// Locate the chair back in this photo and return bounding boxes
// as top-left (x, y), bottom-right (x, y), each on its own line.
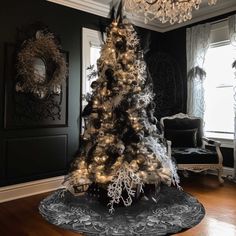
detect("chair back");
top-left (160, 113), bottom-right (203, 147)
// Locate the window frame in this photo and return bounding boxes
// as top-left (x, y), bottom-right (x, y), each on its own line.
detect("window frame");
top-left (81, 28), bottom-right (103, 133)
top-left (203, 23), bottom-right (235, 146)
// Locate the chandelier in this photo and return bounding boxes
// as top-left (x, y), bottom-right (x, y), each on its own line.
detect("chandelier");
top-left (124, 0), bottom-right (218, 25)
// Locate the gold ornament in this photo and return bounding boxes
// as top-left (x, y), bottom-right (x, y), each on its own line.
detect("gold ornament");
top-left (93, 100), bottom-right (99, 108)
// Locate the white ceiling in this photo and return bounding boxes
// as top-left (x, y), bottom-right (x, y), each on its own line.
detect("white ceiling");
top-left (47, 0), bottom-right (236, 32)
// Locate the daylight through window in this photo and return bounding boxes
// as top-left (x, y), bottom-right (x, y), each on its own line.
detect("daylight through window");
top-left (204, 43), bottom-right (235, 139)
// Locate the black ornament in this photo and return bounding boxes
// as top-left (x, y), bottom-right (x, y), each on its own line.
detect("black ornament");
top-left (115, 118), bottom-right (127, 131)
top-left (148, 102), bottom-right (156, 110)
top-left (82, 101), bottom-right (93, 117)
top-left (131, 134), bottom-right (142, 143)
top-left (133, 131), bottom-right (144, 143)
top-left (122, 127), bottom-right (143, 143)
top-left (93, 118), bottom-right (101, 129)
top-left (119, 100), bottom-right (129, 111)
top-left (115, 37), bottom-right (126, 52)
top-left (107, 80), bottom-right (113, 90)
top-left (87, 144), bottom-right (97, 164)
top-left (149, 116), bottom-right (158, 125)
top-left (112, 76), bottom-right (118, 82)
top-left (105, 68), bottom-right (114, 79)
top-left (146, 110), bottom-right (152, 118)
top-left (91, 81), bottom-right (99, 89)
top-left (119, 97), bottom-right (134, 111)
top-left (106, 145), bottom-right (120, 159)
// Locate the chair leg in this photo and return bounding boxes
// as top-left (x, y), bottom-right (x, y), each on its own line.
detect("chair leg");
top-left (218, 168), bottom-right (224, 184)
top-left (182, 170), bottom-right (189, 178)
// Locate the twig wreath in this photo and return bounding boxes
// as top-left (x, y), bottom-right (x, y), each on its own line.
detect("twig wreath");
top-left (16, 30), bottom-right (67, 99)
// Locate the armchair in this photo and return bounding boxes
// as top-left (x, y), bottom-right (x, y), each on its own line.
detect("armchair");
top-left (160, 113), bottom-right (224, 183)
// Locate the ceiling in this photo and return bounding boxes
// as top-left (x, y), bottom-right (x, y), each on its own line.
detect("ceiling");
top-left (47, 0), bottom-right (236, 32)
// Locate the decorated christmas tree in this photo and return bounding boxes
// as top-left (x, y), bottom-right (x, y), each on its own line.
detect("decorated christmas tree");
top-left (64, 17), bottom-right (180, 213)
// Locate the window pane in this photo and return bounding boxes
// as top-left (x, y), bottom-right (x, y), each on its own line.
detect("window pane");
top-left (204, 44), bottom-right (234, 135)
top-left (86, 45), bottom-right (101, 94)
top-left (90, 45), bottom-right (100, 69)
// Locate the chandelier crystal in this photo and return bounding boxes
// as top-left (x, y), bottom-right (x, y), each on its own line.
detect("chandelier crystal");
top-left (124, 0), bottom-right (218, 25)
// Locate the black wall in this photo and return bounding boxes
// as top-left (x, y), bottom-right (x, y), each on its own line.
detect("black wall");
top-left (0, 0), bottom-right (111, 187)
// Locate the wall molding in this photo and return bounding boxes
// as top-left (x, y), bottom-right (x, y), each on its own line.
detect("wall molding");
top-left (222, 167), bottom-right (234, 177)
top-left (0, 176), bottom-right (65, 203)
top-left (47, 0), bottom-right (110, 18)
top-left (46, 0), bottom-right (236, 32)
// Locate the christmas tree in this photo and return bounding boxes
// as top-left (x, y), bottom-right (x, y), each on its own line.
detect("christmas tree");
top-left (64, 17), bottom-right (180, 213)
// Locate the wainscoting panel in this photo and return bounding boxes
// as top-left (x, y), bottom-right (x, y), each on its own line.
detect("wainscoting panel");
top-left (5, 135), bottom-right (67, 182)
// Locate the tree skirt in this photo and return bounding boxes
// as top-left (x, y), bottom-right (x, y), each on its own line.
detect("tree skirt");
top-left (39, 186), bottom-right (205, 236)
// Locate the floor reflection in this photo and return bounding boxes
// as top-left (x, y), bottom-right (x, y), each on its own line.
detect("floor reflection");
top-left (207, 218), bottom-right (236, 236)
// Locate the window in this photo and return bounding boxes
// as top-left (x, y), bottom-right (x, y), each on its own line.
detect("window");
top-left (82, 28), bottom-right (103, 105)
top-left (81, 28), bottom-right (103, 131)
top-left (203, 21), bottom-right (235, 140)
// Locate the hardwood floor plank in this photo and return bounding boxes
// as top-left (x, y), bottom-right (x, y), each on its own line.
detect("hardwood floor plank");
top-left (174, 174), bottom-right (236, 236)
top-left (0, 174), bottom-right (235, 236)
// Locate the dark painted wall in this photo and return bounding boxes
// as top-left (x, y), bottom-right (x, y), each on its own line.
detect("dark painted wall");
top-left (221, 147), bottom-right (234, 168)
top-left (0, 0), bottom-right (112, 186)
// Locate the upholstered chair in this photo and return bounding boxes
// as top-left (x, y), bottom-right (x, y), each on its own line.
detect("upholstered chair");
top-left (160, 113), bottom-right (224, 184)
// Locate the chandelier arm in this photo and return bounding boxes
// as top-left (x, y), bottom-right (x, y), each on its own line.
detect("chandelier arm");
top-left (145, 0), bottom-right (192, 4)
top-left (144, 0), bottom-right (158, 5)
top-left (176, 0), bottom-right (193, 3)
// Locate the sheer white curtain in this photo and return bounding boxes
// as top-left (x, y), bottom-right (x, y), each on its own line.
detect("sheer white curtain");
top-left (229, 14), bottom-right (236, 180)
top-left (186, 23), bottom-right (211, 118)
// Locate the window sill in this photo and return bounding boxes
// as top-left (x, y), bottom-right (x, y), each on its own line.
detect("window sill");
top-left (205, 132), bottom-right (234, 148)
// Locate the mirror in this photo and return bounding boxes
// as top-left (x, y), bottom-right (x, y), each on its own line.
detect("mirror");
top-left (32, 57), bottom-right (46, 84)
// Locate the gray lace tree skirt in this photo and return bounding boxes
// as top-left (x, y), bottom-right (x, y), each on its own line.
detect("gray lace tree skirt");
top-left (39, 186), bottom-right (205, 236)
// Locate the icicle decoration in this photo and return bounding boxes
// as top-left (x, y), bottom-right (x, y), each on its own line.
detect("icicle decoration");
top-left (144, 136), bottom-right (181, 188)
top-left (107, 162), bottom-right (144, 213)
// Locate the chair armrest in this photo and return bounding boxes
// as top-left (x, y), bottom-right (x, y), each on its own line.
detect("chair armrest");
top-left (203, 137), bottom-right (223, 165)
top-left (202, 137), bottom-right (221, 147)
top-left (166, 140), bottom-right (172, 158)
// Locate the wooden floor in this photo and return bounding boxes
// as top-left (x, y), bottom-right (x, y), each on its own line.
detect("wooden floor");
top-left (0, 174), bottom-right (236, 236)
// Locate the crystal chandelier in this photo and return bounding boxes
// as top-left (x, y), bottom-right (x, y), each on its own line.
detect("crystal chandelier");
top-left (124, 0), bottom-right (217, 25)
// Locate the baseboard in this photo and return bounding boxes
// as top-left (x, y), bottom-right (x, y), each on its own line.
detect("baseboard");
top-left (208, 167), bottom-right (234, 178)
top-left (0, 168), bottom-right (234, 203)
top-left (222, 167), bottom-right (235, 177)
top-left (0, 176), bottom-right (65, 203)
